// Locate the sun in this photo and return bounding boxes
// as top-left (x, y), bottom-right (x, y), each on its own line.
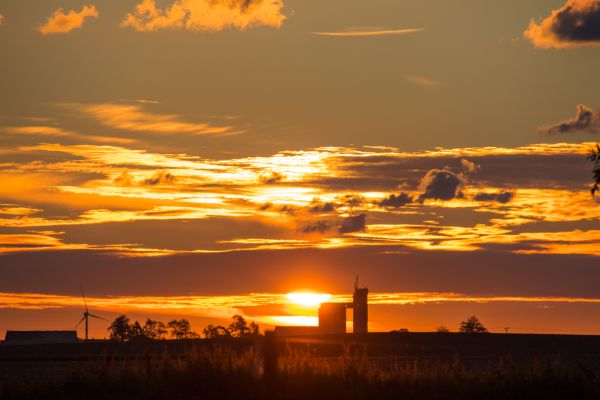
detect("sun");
top-left (286, 292), bottom-right (331, 307)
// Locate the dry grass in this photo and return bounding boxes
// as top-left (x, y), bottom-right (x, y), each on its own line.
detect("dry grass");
top-left (0, 340), bottom-right (599, 400)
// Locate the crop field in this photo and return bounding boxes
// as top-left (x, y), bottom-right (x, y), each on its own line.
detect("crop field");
top-left (1, 333), bottom-right (599, 400)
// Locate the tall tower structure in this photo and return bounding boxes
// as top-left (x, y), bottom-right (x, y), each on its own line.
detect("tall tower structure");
top-left (352, 275), bottom-right (369, 334)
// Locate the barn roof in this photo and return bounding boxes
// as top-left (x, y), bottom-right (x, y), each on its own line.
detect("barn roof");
top-left (4, 330), bottom-right (78, 344)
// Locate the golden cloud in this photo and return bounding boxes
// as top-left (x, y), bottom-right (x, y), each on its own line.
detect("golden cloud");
top-left (1, 141), bottom-right (598, 257)
top-left (0, 205), bottom-right (42, 216)
top-left (39, 5), bottom-right (99, 35)
top-left (0, 233), bottom-right (64, 247)
top-left (121, 0), bottom-right (286, 32)
top-left (484, 189), bottom-right (600, 226)
top-left (313, 28), bottom-right (424, 37)
top-left (67, 103), bottom-right (237, 136)
top-left (1, 291), bottom-right (599, 316)
top-left (0, 231), bottom-right (179, 256)
top-left (3, 125), bottom-right (135, 145)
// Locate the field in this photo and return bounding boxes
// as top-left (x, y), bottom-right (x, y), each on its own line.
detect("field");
top-left (1, 333), bottom-right (599, 400)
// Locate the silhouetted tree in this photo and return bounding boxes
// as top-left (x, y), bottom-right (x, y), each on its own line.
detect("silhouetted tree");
top-left (129, 321), bottom-right (145, 339)
top-left (459, 316), bottom-right (488, 333)
top-left (588, 144), bottom-right (600, 197)
top-left (108, 315), bottom-right (131, 341)
top-left (228, 315), bottom-right (250, 337)
top-left (228, 315), bottom-right (261, 337)
top-left (249, 321), bottom-right (260, 336)
top-left (168, 319), bottom-right (198, 339)
top-left (436, 325), bottom-right (450, 333)
top-left (143, 319), bottom-right (167, 339)
top-left (202, 324), bottom-right (231, 338)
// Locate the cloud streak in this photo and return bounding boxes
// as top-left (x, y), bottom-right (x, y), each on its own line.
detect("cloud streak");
top-left (121, 0), bottom-right (286, 32)
top-left (313, 28), bottom-right (424, 37)
top-left (405, 75), bottom-right (440, 88)
top-left (67, 103), bottom-right (237, 136)
top-left (39, 5), bottom-right (99, 35)
top-left (2, 125), bottom-right (136, 144)
top-left (3, 291), bottom-right (600, 310)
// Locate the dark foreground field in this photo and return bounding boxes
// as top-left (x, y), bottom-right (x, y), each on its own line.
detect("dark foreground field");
top-left (1, 333), bottom-right (599, 400)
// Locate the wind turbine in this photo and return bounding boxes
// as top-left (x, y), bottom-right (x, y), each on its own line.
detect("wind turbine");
top-left (75, 287), bottom-right (108, 340)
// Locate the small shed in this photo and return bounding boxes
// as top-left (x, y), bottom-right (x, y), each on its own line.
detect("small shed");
top-left (3, 330), bottom-right (79, 345)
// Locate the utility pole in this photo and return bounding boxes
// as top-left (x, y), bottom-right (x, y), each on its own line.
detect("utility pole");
top-left (504, 327), bottom-right (510, 334)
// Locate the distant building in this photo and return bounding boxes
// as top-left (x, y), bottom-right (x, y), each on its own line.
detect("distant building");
top-left (3, 330), bottom-right (79, 345)
top-left (273, 326), bottom-right (320, 336)
top-left (318, 302), bottom-right (347, 334)
top-left (275, 277), bottom-right (369, 336)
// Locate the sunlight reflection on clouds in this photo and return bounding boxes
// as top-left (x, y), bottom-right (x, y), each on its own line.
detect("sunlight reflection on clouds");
top-left (0, 142), bottom-right (597, 256)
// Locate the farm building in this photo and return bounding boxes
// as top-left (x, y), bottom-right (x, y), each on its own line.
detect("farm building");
top-left (275, 277), bottom-right (369, 336)
top-left (3, 330), bottom-right (79, 345)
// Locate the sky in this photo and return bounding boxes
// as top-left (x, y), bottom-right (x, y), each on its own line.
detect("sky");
top-left (0, 0), bottom-right (600, 338)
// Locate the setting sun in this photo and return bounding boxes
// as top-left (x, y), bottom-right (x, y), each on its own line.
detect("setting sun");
top-left (286, 292), bottom-right (331, 307)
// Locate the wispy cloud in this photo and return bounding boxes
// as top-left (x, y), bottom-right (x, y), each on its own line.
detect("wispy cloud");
top-left (39, 5), bottom-right (99, 35)
top-left (405, 75), bottom-right (440, 88)
top-left (0, 231), bottom-right (179, 256)
top-left (313, 28), bottom-right (424, 37)
top-left (0, 205), bottom-right (42, 216)
top-left (2, 125), bottom-right (136, 144)
top-left (121, 0), bottom-right (286, 32)
top-left (66, 103), bottom-right (239, 136)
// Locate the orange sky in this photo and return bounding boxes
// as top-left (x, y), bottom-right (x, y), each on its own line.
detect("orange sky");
top-left (0, 0), bottom-right (599, 336)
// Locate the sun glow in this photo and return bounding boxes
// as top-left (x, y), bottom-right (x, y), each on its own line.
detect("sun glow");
top-left (268, 316), bottom-right (319, 326)
top-left (286, 292), bottom-right (331, 307)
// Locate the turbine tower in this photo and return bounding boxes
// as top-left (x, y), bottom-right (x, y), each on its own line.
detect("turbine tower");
top-left (75, 287), bottom-right (108, 340)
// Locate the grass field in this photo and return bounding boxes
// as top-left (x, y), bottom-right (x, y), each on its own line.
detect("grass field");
top-left (1, 333), bottom-right (599, 400)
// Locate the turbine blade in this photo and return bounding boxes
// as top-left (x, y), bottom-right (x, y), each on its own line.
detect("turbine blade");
top-left (74, 316), bottom-right (86, 329)
top-left (88, 314), bottom-right (109, 321)
top-left (80, 285), bottom-right (88, 313)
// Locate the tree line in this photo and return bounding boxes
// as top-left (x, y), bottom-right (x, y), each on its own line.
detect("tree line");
top-left (107, 314), bottom-right (260, 341)
top-left (110, 314), bottom-right (490, 340)
top-left (392, 316), bottom-right (489, 334)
